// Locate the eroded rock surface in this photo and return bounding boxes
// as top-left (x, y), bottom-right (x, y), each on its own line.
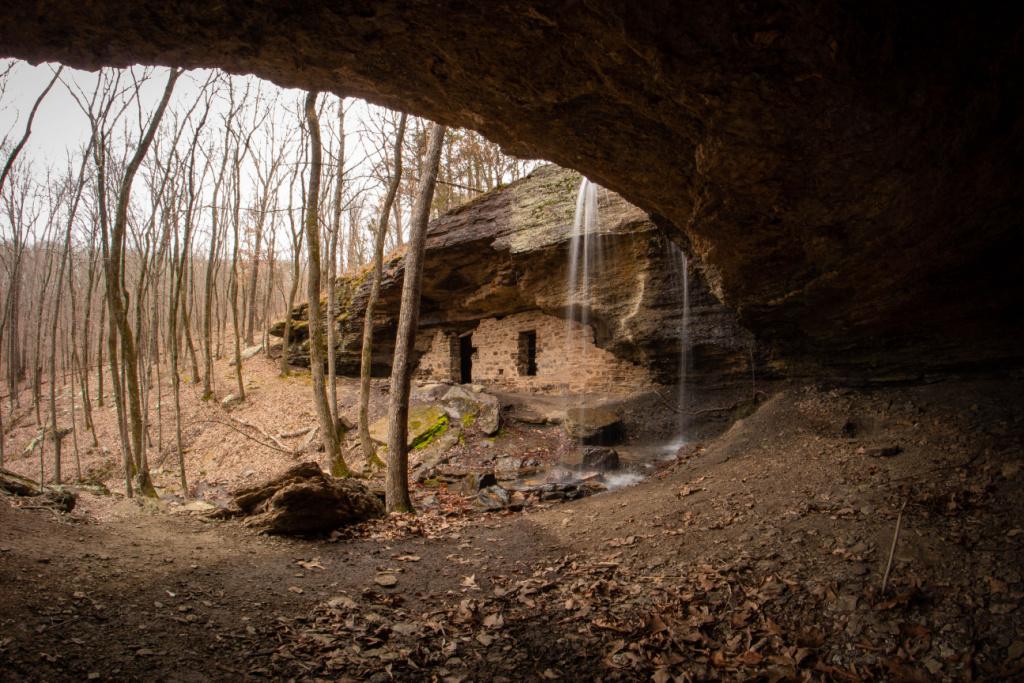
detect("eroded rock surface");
top-left (272, 165), bottom-right (757, 386)
top-left (3, 4), bottom-right (1023, 377)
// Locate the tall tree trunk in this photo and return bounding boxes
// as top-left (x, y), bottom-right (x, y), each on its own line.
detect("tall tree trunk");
top-left (79, 248), bottom-right (98, 444)
top-left (96, 297), bottom-right (105, 407)
top-left (303, 91), bottom-right (349, 477)
top-left (358, 112), bottom-right (407, 464)
top-left (384, 123), bottom-right (446, 513)
top-left (228, 149), bottom-right (245, 401)
top-left (244, 226), bottom-right (262, 346)
top-left (49, 152), bottom-right (89, 484)
top-left (326, 98), bottom-right (345, 420)
top-left (261, 230), bottom-right (277, 357)
top-left (280, 193), bottom-right (304, 377)
top-left (182, 267), bottom-right (201, 383)
top-left (97, 69), bottom-right (178, 497)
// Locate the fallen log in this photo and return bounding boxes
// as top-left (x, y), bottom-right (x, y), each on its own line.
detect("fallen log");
top-left (0, 468), bottom-right (76, 513)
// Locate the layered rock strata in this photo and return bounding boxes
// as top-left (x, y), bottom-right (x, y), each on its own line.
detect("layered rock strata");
top-left (270, 165), bottom-right (758, 391)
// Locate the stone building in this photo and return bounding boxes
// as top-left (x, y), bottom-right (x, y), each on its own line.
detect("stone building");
top-left (271, 165), bottom-right (758, 397)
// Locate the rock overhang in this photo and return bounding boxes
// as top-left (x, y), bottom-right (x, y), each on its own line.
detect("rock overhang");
top-left (6, 2), bottom-right (1024, 379)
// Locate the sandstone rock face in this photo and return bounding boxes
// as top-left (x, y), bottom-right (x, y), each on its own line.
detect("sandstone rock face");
top-left (3, 4), bottom-right (1022, 378)
top-left (272, 165), bottom-right (757, 388)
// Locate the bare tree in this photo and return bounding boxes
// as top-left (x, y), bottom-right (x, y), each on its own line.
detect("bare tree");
top-left (303, 91), bottom-right (349, 476)
top-left (168, 89), bottom-right (212, 496)
top-left (95, 68), bottom-right (179, 497)
top-left (48, 147), bottom-right (91, 483)
top-left (280, 163), bottom-right (305, 377)
top-left (358, 112), bottom-right (407, 465)
top-left (384, 122), bottom-right (446, 513)
top-left (326, 97), bottom-right (345, 421)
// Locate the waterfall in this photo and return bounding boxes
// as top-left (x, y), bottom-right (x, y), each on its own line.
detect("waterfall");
top-left (667, 241), bottom-right (691, 446)
top-left (565, 177), bottom-right (603, 430)
top-left (677, 246), bottom-right (690, 427)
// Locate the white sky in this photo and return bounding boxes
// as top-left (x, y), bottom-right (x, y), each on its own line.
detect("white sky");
top-left (0, 60), bottom-right (421, 259)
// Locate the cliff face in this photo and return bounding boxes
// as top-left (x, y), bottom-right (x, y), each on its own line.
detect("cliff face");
top-left (4, 4), bottom-right (1023, 379)
top-left (270, 165), bottom-right (758, 387)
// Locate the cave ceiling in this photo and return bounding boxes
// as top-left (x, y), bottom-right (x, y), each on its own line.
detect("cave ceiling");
top-left (3, 2), bottom-right (1023, 377)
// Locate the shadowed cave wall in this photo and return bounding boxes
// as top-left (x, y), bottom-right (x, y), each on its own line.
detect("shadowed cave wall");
top-left (4, 2), bottom-right (1023, 380)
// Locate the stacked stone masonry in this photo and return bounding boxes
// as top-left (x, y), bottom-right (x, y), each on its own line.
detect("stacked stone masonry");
top-left (416, 310), bottom-right (651, 395)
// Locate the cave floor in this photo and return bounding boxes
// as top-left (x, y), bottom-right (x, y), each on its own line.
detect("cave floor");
top-left (2, 378), bottom-right (1023, 681)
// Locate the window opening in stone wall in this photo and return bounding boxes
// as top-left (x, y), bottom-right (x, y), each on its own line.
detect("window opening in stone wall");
top-left (459, 333), bottom-right (474, 383)
top-left (518, 330), bottom-right (538, 376)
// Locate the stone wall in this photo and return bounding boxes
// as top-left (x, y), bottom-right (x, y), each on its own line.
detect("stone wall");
top-left (416, 310), bottom-right (652, 395)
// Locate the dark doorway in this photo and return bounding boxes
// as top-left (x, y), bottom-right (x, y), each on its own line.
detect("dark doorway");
top-left (518, 330), bottom-right (538, 376)
top-left (459, 334), bottom-right (474, 383)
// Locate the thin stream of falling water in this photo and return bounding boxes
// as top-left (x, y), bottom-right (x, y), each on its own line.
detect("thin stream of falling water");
top-left (566, 177), bottom-right (602, 438)
top-left (677, 246), bottom-right (690, 434)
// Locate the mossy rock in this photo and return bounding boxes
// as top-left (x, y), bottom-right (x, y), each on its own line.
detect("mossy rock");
top-left (368, 405), bottom-right (448, 449)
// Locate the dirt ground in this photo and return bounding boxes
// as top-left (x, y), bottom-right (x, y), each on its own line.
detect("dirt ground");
top-left (2, 353), bottom-right (1023, 681)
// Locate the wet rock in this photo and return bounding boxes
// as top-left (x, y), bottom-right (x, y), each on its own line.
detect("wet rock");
top-left (441, 385), bottom-right (501, 436)
top-left (477, 485), bottom-right (511, 510)
top-left (531, 481), bottom-right (606, 502)
top-left (582, 447), bottom-right (620, 471)
top-left (563, 407), bottom-right (625, 445)
top-left (218, 462), bottom-right (383, 535)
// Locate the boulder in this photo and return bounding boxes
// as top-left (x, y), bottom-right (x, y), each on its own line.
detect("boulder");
top-left (493, 455), bottom-right (523, 481)
top-left (477, 485), bottom-right (511, 510)
top-left (582, 447), bottom-right (620, 471)
top-left (531, 481), bottom-right (606, 502)
top-left (441, 385), bottom-right (501, 436)
top-left (221, 462), bottom-right (383, 535)
top-left (242, 343), bottom-right (263, 360)
top-left (230, 344), bottom-right (264, 365)
top-left (562, 406), bottom-right (625, 445)
top-left (413, 382), bottom-right (452, 402)
top-left (368, 404), bottom-right (448, 448)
